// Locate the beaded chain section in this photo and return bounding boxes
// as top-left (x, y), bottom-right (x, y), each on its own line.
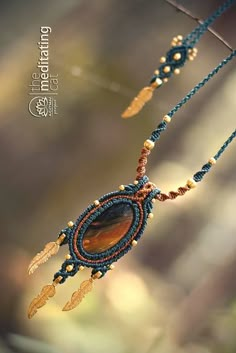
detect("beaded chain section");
top-left (122, 0), bottom-right (235, 118)
top-left (27, 6), bottom-right (236, 319)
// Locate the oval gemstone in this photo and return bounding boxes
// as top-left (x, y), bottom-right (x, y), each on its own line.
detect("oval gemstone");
top-left (82, 203), bottom-right (133, 254)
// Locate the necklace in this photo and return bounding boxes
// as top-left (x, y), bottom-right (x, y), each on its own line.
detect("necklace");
top-left (27, 22), bottom-right (236, 320)
top-left (122, 0), bottom-right (235, 118)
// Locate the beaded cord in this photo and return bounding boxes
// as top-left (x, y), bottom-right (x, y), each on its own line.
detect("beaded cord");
top-left (137, 50), bottom-right (236, 199)
top-left (122, 0), bottom-right (235, 118)
top-left (150, 50), bottom-right (236, 143)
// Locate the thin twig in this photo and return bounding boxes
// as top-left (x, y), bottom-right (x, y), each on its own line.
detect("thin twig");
top-left (166, 0), bottom-right (233, 52)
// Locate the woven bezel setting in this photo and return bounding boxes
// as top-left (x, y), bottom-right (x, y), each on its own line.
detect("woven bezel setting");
top-left (54, 176), bottom-right (159, 282)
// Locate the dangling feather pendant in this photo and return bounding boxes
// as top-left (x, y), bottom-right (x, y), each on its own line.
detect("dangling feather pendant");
top-left (28, 176), bottom-right (160, 318)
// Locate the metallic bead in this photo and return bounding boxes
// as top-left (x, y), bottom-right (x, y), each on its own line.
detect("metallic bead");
top-left (160, 56), bottom-right (166, 63)
top-left (188, 55), bottom-right (194, 61)
top-left (171, 41), bottom-right (177, 47)
top-left (66, 264), bottom-right (74, 272)
top-left (193, 47), bottom-right (198, 54)
top-left (133, 180), bottom-right (139, 185)
top-left (155, 78), bottom-right (163, 86)
top-left (144, 139), bottom-right (155, 150)
top-left (174, 68), bottom-right (180, 75)
top-left (209, 157), bottom-right (216, 165)
top-left (154, 69), bottom-right (160, 75)
top-left (132, 240), bottom-right (138, 247)
top-left (119, 185), bottom-right (125, 191)
top-left (148, 212), bottom-right (154, 219)
top-left (94, 200), bottom-right (100, 206)
top-left (79, 265), bottom-right (85, 271)
top-left (163, 115), bottom-right (171, 123)
top-left (152, 198), bottom-right (156, 203)
top-left (177, 35), bottom-right (183, 41)
top-left (58, 233), bottom-right (66, 243)
top-left (163, 66), bottom-right (171, 73)
top-left (68, 221), bottom-right (74, 227)
top-left (65, 254), bottom-right (71, 260)
top-left (173, 52), bottom-right (181, 61)
top-left (92, 271), bottom-right (102, 279)
top-left (186, 178), bottom-right (197, 189)
top-left (172, 36), bottom-right (178, 43)
top-left (109, 264), bottom-right (115, 270)
top-left (163, 78), bottom-right (168, 83)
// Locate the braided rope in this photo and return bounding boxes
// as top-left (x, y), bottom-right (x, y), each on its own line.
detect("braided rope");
top-left (183, 0), bottom-right (236, 47)
top-left (150, 50), bottom-right (236, 143)
top-left (193, 130), bottom-right (236, 182)
top-left (156, 186), bottom-right (190, 201)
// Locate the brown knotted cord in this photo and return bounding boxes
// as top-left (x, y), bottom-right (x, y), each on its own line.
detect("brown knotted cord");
top-left (155, 185), bottom-right (190, 201)
top-left (136, 147), bottom-right (150, 180)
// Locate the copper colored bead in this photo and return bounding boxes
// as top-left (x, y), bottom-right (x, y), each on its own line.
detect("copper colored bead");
top-left (68, 221), bottom-right (74, 227)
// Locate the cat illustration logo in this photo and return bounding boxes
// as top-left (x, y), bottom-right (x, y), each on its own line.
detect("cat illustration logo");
top-left (28, 96), bottom-right (57, 118)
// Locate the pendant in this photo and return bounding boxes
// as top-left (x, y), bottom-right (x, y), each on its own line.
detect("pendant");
top-left (28, 176), bottom-right (160, 318)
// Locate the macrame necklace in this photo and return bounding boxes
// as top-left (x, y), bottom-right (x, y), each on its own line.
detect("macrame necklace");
top-left (27, 4), bottom-right (236, 319)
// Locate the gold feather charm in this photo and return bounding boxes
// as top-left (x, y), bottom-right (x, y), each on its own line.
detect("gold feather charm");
top-left (122, 85), bottom-right (155, 118)
top-left (27, 276), bottom-right (62, 319)
top-left (62, 278), bottom-right (94, 312)
top-left (28, 234), bottom-right (66, 275)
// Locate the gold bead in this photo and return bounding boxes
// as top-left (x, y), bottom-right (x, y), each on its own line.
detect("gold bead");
top-left (132, 240), bottom-right (138, 247)
top-left (174, 68), bottom-right (180, 75)
top-left (171, 41), bottom-right (177, 47)
top-left (188, 55), bottom-right (194, 61)
top-left (119, 184), bottom-right (125, 191)
top-left (68, 221), bottom-right (74, 227)
top-left (152, 198), bottom-right (156, 203)
top-left (155, 78), bottom-right (163, 86)
top-left (160, 56), bottom-right (166, 63)
top-left (177, 35), bottom-right (183, 41)
top-left (92, 271), bottom-right (102, 279)
top-left (133, 180), bottom-right (139, 185)
top-left (148, 213), bottom-right (154, 219)
top-left (163, 115), bottom-right (171, 123)
top-left (144, 139), bottom-right (155, 150)
top-left (163, 66), bottom-right (171, 73)
top-left (154, 69), bottom-right (159, 75)
top-left (173, 53), bottom-right (181, 61)
top-left (172, 36), bottom-right (178, 43)
top-left (94, 200), bottom-right (100, 206)
top-left (209, 157), bottom-right (216, 165)
top-left (65, 254), bottom-right (71, 260)
top-left (186, 178), bottom-right (197, 189)
top-left (66, 264), bottom-right (73, 272)
top-left (58, 233), bottom-right (66, 243)
top-left (109, 264), bottom-right (115, 270)
top-left (79, 265), bottom-right (85, 271)
top-left (193, 47), bottom-right (198, 54)
top-left (163, 78), bottom-right (168, 83)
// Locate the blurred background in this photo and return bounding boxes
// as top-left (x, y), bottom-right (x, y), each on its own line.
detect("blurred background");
top-left (0, 1), bottom-right (236, 352)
